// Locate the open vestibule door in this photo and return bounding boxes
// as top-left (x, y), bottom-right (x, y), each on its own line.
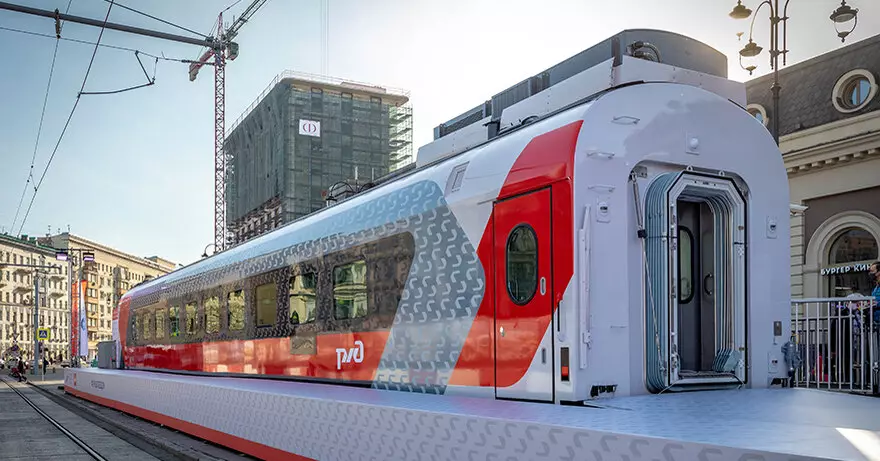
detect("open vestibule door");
top-left (644, 171), bottom-right (748, 392)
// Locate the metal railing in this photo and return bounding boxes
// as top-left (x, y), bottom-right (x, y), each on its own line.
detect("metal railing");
top-left (790, 297), bottom-right (878, 394)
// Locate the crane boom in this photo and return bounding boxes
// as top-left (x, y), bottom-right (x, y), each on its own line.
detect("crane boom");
top-left (226, 0), bottom-right (269, 41)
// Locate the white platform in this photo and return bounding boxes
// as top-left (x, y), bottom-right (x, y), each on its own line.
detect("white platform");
top-left (65, 368), bottom-right (880, 461)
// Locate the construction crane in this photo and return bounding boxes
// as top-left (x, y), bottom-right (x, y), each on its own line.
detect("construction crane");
top-left (0, 0), bottom-right (269, 254)
top-left (189, 0), bottom-right (269, 253)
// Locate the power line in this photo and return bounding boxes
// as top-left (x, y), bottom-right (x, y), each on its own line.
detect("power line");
top-left (16, 1), bottom-right (115, 237)
top-left (9, 0), bottom-right (72, 234)
top-left (223, 0), bottom-right (244, 13)
top-left (101, 0), bottom-right (207, 38)
top-left (0, 25), bottom-right (203, 64)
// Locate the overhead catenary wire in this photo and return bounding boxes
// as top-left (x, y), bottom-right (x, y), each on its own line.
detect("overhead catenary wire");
top-left (8, 0), bottom-right (72, 234)
top-left (16, 1), bottom-right (115, 237)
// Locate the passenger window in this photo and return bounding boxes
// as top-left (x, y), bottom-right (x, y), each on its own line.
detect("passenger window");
top-left (169, 306), bottom-right (180, 337)
top-left (185, 302), bottom-right (197, 335)
top-left (678, 227), bottom-right (694, 303)
top-left (155, 308), bottom-right (166, 339)
top-left (205, 296), bottom-right (220, 333)
top-left (506, 225), bottom-right (538, 305)
top-left (142, 312), bottom-right (151, 340)
top-left (289, 273), bottom-right (317, 324)
top-left (255, 282), bottom-right (277, 327)
top-left (333, 260), bottom-right (368, 320)
top-left (227, 290), bottom-right (245, 331)
top-left (132, 315), bottom-right (140, 343)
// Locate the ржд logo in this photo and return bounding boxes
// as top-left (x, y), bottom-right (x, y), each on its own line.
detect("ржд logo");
top-left (335, 340), bottom-right (364, 370)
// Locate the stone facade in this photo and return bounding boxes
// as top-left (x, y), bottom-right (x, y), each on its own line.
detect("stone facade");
top-left (746, 33), bottom-right (880, 299)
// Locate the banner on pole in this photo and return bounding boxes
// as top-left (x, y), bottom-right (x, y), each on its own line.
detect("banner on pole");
top-left (79, 279), bottom-right (87, 358)
top-left (71, 280), bottom-right (79, 357)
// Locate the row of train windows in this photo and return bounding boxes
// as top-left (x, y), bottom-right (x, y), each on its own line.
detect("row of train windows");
top-left (133, 259), bottom-right (368, 341)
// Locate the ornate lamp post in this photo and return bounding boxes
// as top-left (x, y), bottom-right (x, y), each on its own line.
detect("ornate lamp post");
top-left (56, 248), bottom-right (94, 367)
top-left (729, 0), bottom-right (859, 145)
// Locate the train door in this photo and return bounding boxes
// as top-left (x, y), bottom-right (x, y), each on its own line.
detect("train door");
top-left (643, 171), bottom-right (747, 392)
top-left (675, 201), bottom-right (718, 374)
top-left (493, 188), bottom-right (554, 402)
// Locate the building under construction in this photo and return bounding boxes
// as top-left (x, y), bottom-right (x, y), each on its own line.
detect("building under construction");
top-left (224, 72), bottom-right (413, 246)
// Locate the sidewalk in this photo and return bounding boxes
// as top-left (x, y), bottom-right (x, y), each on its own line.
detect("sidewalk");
top-left (24, 368), bottom-right (66, 388)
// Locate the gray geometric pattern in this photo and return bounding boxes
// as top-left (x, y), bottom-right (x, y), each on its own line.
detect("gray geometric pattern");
top-left (126, 180), bottom-right (484, 395)
top-left (68, 369), bottom-right (878, 461)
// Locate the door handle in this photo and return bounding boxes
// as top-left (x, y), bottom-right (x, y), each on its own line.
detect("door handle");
top-left (703, 273), bottom-right (714, 296)
top-left (540, 277), bottom-right (547, 295)
top-left (541, 348), bottom-right (547, 364)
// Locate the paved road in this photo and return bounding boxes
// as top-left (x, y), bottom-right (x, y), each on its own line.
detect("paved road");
top-left (1, 375), bottom-right (159, 461)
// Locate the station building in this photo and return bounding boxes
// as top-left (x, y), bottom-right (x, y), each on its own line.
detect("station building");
top-left (745, 32), bottom-right (880, 299)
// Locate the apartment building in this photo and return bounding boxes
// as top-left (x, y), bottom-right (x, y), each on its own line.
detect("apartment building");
top-left (0, 233), bottom-right (69, 363)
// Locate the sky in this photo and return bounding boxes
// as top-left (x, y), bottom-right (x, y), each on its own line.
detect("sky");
top-left (0, 0), bottom-right (878, 267)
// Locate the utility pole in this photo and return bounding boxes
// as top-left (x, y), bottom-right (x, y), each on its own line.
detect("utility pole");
top-left (33, 268), bottom-right (39, 375)
top-left (2, 262), bottom-right (60, 373)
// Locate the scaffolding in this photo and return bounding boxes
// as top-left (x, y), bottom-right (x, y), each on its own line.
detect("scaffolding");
top-left (224, 71), bottom-right (413, 246)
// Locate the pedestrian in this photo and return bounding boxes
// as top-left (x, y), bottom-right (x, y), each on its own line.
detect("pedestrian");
top-left (17, 357), bottom-right (26, 382)
top-left (869, 262), bottom-right (880, 324)
top-left (42, 356), bottom-right (47, 375)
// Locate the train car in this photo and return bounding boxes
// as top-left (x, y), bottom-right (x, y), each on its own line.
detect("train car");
top-left (110, 29), bottom-right (793, 404)
top-left (71, 30), bottom-right (880, 460)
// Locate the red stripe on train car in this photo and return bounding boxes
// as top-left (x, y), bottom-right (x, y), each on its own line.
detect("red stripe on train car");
top-left (449, 120), bottom-right (582, 388)
top-left (124, 331), bottom-right (388, 382)
top-left (66, 386), bottom-right (313, 461)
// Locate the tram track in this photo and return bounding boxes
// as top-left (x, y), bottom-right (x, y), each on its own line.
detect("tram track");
top-left (2, 377), bottom-right (108, 461)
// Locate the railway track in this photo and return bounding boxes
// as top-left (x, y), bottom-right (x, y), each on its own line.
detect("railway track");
top-left (2, 377), bottom-right (108, 461)
top-left (10, 375), bottom-right (254, 461)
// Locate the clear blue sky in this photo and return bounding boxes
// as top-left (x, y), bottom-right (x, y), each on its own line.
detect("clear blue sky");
top-left (1, 0), bottom-right (877, 266)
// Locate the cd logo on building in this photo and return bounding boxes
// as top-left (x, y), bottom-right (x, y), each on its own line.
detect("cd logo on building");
top-left (299, 119), bottom-right (321, 137)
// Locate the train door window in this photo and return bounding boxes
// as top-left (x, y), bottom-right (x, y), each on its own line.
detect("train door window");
top-left (289, 273), bottom-right (317, 324)
top-left (205, 296), bottom-right (220, 333)
top-left (678, 226), bottom-right (695, 303)
top-left (169, 306), bottom-right (180, 337)
top-left (506, 225), bottom-right (538, 304)
top-left (155, 308), bottom-right (166, 340)
top-left (227, 290), bottom-right (245, 331)
top-left (333, 260), bottom-right (368, 320)
top-left (185, 302), bottom-right (197, 336)
top-left (255, 282), bottom-right (277, 327)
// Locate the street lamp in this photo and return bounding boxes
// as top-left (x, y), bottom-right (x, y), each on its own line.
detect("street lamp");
top-left (730, 0), bottom-right (859, 145)
top-left (54, 248), bottom-right (94, 367)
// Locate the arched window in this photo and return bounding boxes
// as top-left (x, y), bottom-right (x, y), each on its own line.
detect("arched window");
top-left (827, 228), bottom-right (878, 297)
top-left (830, 228), bottom-right (878, 264)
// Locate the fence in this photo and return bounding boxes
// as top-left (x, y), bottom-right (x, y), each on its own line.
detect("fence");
top-left (790, 297), bottom-right (878, 394)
